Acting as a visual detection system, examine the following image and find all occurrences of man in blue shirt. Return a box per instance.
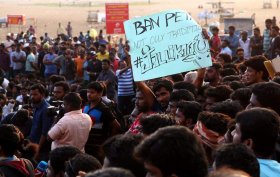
[232,108,280,177]
[29,84,53,161]
[225,26,239,57]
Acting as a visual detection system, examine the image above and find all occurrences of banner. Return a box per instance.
[106,3,129,34]
[124,9,212,81]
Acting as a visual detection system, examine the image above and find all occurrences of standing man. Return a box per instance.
[96,44,109,61]
[250,27,263,56]
[12,43,26,76]
[0,43,10,77]
[263,19,273,56]
[116,60,135,115]
[269,26,280,59]
[48,92,92,152]
[29,84,53,161]
[226,26,239,57]
[239,31,251,60]
[43,47,58,78]
[210,27,221,58]
[66,22,72,38]
[97,59,117,100]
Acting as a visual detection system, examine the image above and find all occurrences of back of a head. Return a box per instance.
[252,82,280,115]
[173,81,197,97]
[140,114,177,135]
[85,168,135,177]
[63,92,82,110]
[65,154,102,177]
[177,101,202,124]
[230,88,252,108]
[214,143,259,177]
[135,126,208,177]
[205,85,233,102]
[197,111,231,135]
[102,134,145,177]
[152,79,173,94]
[0,124,21,157]
[170,89,195,102]
[236,108,280,158]
[49,146,81,176]
[210,100,243,119]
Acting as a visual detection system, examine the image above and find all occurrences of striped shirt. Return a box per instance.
[263,29,271,53]
[116,69,135,96]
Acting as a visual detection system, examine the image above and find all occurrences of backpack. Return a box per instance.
[0,158,34,177]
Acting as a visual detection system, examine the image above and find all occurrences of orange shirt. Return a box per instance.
[74,56,85,77]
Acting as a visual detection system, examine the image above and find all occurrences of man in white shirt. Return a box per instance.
[239,31,251,60]
[48,92,92,152]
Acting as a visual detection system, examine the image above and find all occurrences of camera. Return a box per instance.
[47,100,64,117]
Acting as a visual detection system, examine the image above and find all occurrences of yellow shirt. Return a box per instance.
[96,52,109,61]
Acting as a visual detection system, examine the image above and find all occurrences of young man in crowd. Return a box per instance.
[152,79,173,112]
[243,56,269,85]
[29,84,53,161]
[225,26,239,57]
[135,126,208,177]
[250,27,263,56]
[232,108,280,177]
[239,31,251,60]
[48,92,92,152]
[97,59,117,100]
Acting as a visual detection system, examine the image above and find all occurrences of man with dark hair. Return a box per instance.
[217,53,232,66]
[233,47,245,64]
[96,44,109,61]
[204,63,222,87]
[97,59,117,100]
[210,26,221,58]
[263,19,272,55]
[52,81,70,101]
[140,114,177,136]
[176,101,202,128]
[204,85,233,111]
[230,88,252,109]
[210,100,243,119]
[102,134,145,177]
[243,56,269,85]
[152,79,173,112]
[47,146,81,177]
[0,125,35,177]
[135,126,208,177]
[269,25,280,59]
[65,154,101,177]
[83,82,120,157]
[232,108,280,177]
[29,84,52,161]
[166,89,195,115]
[48,92,92,152]
[239,31,251,60]
[250,27,263,56]
[220,40,232,57]
[194,111,231,163]
[247,82,280,115]
[173,81,197,96]
[214,143,260,177]
[226,25,239,57]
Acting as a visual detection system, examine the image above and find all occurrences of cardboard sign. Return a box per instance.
[124,9,212,81]
[106,3,129,34]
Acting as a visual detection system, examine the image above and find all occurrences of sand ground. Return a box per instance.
[0,0,279,41]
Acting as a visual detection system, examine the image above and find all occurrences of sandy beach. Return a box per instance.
[0,0,279,41]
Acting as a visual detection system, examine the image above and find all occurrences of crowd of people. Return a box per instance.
[0,17,280,177]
